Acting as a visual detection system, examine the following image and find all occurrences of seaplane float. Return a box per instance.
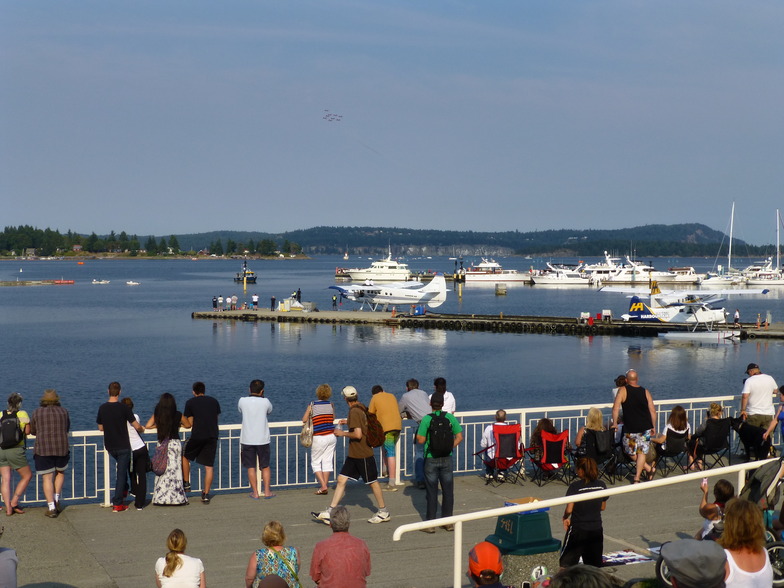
[329,273,447,311]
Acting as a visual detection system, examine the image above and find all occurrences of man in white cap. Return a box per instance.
[312,385,390,525]
[660,538,727,588]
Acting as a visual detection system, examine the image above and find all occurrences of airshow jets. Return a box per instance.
[601,281,769,329]
[330,274,447,311]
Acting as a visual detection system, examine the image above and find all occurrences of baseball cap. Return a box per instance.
[745,363,760,374]
[342,385,358,400]
[468,541,503,577]
[660,539,726,588]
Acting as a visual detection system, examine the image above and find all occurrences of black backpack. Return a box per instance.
[0,411,23,450]
[426,412,453,458]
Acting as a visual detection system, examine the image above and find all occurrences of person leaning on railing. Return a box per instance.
[30,389,70,518]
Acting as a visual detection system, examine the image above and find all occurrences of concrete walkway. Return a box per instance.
[2,471,714,588]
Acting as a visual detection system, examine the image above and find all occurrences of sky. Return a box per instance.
[2,1,783,244]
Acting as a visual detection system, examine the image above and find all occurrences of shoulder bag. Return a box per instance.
[151,438,169,475]
[300,403,313,448]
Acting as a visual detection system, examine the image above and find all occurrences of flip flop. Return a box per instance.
[315,489,328,495]
[263,494,276,499]
[248,493,260,500]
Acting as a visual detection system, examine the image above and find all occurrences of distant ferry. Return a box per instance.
[234,260,257,284]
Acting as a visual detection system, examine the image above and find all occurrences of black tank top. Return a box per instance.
[622,385,652,434]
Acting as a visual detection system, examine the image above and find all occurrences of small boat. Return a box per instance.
[126,281,140,286]
[92,279,110,285]
[661,329,740,342]
[461,258,530,283]
[530,263,590,286]
[234,260,257,284]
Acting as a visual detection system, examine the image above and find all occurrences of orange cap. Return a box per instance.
[468,541,503,576]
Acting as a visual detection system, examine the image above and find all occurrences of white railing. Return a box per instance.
[7,394,760,508]
[392,459,775,588]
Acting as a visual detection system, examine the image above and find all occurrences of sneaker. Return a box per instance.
[497,473,506,482]
[416,481,426,489]
[312,510,331,525]
[55,501,62,514]
[368,510,390,524]
[419,526,435,534]
[136,506,144,511]
[44,509,58,519]
[112,504,128,513]
[201,493,210,504]
[183,482,191,493]
[484,473,493,481]
[441,524,455,532]
[382,484,398,492]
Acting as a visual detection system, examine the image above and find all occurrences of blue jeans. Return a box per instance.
[424,456,454,520]
[109,448,131,506]
[414,440,424,483]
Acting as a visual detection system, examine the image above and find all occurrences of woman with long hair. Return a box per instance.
[718,498,773,586]
[559,457,607,571]
[690,402,724,471]
[155,528,205,587]
[146,393,188,506]
[0,393,33,516]
[245,521,300,588]
[574,408,605,457]
[652,405,690,445]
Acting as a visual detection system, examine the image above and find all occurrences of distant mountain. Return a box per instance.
[174,223,744,257]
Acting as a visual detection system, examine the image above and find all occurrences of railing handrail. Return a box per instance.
[392,459,775,588]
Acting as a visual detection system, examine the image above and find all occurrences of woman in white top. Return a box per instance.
[718,499,773,587]
[155,528,206,588]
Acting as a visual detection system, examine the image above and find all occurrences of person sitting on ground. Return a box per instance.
[574,408,605,459]
[652,405,691,464]
[548,564,614,588]
[245,520,300,588]
[310,505,371,588]
[718,498,773,586]
[466,541,512,587]
[528,417,559,470]
[154,528,205,588]
[480,409,514,481]
[695,478,734,540]
[660,539,727,588]
[689,403,724,471]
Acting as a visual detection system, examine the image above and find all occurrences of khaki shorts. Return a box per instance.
[0,446,29,470]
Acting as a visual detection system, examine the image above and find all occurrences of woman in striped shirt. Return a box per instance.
[302,384,336,495]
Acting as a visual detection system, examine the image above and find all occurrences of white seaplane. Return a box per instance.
[600,281,769,338]
[329,273,447,311]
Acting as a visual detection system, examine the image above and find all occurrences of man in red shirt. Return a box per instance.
[310,506,371,587]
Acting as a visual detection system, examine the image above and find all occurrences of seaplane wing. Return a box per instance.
[330,274,447,311]
[604,281,768,327]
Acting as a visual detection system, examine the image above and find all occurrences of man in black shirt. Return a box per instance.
[182,381,221,503]
[96,382,145,512]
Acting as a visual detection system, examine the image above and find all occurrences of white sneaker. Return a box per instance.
[368,510,391,524]
[312,510,331,525]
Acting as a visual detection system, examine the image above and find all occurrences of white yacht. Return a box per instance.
[343,251,411,281]
[461,258,530,283]
[530,263,590,286]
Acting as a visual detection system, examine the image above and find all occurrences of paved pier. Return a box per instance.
[7,473,715,587]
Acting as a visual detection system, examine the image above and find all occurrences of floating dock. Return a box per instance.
[191,309,783,339]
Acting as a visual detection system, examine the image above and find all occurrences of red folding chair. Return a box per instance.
[527,429,572,486]
[474,423,525,486]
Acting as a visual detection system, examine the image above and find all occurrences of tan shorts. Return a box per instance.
[0,446,29,470]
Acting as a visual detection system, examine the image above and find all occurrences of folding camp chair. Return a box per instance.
[654,429,690,478]
[691,417,732,470]
[527,429,571,486]
[581,429,617,484]
[474,423,525,486]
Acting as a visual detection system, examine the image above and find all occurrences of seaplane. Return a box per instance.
[600,281,769,338]
[329,273,447,311]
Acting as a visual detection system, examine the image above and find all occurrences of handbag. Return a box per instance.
[300,403,314,448]
[151,438,169,475]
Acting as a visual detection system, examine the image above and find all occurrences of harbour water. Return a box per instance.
[2,255,783,430]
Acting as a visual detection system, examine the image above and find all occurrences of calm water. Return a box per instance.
[2,255,783,430]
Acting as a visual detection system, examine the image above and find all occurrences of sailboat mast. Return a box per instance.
[728,201,735,272]
[778,209,781,271]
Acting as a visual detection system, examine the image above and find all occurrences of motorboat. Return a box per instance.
[580,251,623,285]
[530,263,590,286]
[234,260,257,284]
[342,250,411,281]
[584,252,701,286]
[126,281,140,286]
[661,329,740,342]
[744,257,784,286]
[91,279,110,285]
[460,258,530,283]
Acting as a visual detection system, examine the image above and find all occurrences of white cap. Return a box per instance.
[342,385,358,400]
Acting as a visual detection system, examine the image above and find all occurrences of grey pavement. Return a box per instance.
[4,473,707,588]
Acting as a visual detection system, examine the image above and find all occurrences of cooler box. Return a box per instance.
[412,304,426,316]
[485,498,561,556]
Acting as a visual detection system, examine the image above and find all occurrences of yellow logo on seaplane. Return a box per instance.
[629,302,645,312]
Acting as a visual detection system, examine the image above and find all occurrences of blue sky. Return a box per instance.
[2,1,782,244]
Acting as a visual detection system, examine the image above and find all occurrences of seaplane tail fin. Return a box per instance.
[650,281,661,296]
[627,296,661,322]
[423,274,447,308]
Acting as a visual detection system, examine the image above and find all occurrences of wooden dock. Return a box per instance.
[191,309,784,339]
